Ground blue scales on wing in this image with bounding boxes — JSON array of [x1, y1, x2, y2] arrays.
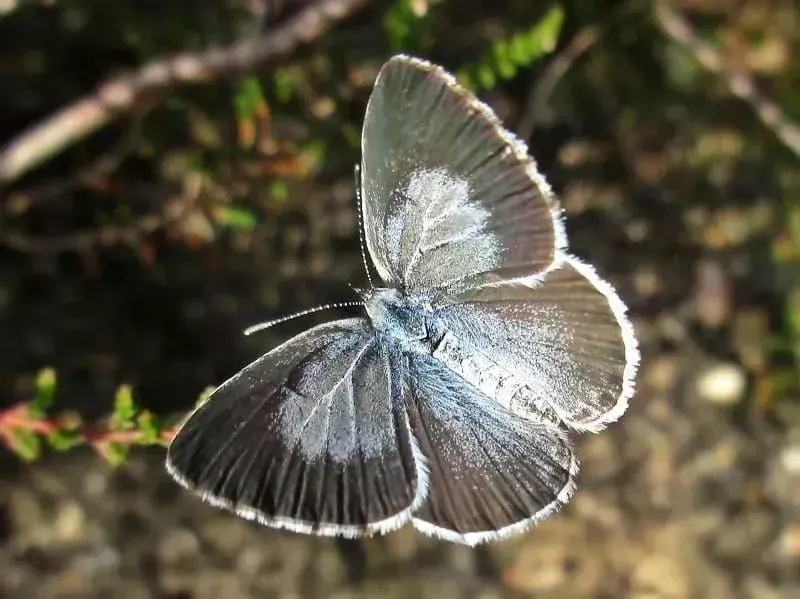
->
[[434, 255, 639, 432], [404, 352, 577, 545]]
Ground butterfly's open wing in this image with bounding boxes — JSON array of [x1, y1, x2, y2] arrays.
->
[[360, 55, 564, 299], [166, 318, 426, 537], [404, 352, 577, 546], [434, 255, 639, 432]]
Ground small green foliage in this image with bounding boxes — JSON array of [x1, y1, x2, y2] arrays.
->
[[29, 367, 57, 418], [10, 429, 42, 461], [383, 0, 435, 53], [46, 428, 82, 452], [2, 366, 200, 463], [235, 77, 268, 149], [215, 205, 258, 231], [136, 410, 164, 444], [268, 180, 289, 203], [772, 168, 800, 407], [458, 5, 565, 91], [272, 67, 297, 104], [301, 139, 327, 172], [342, 123, 360, 149], [235, 77, 267, 120], [104, 441, 130, 467], [112, 384, 138, 430]]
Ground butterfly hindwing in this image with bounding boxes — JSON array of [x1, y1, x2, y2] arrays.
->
[[404, 352, 577, 546], [166, 318, 426, 536], [434, 254, 640, 432]]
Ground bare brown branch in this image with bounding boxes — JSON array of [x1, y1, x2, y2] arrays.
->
[[0, 0, 368, 184]]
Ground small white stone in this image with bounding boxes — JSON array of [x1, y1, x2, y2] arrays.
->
[[780, 444, 800, 474], [694, 362, 747, 405]]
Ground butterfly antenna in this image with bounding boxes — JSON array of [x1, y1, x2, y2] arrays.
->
[[243, 301, 364, 336], [354, 163, 375, 291]]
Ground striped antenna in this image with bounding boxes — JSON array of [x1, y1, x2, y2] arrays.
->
[[243, 301, 364, 336]]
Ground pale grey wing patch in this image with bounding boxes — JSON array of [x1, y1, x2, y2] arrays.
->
[[389, 168, 500, 287], [437, 254, 640, 432], [166, 318, 425, 537], [405, 352, 577, 546], [361, 55, 564, 298]]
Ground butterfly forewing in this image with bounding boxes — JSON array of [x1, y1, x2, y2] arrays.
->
[[361, 55, 564, 299], [167, 318, 425, 536]]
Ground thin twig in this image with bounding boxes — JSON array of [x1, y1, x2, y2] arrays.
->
[[653, 0, 800, 159], [516, 25, 600, 139], [0, 0, 368, 183], [516, 0, 646, 140]]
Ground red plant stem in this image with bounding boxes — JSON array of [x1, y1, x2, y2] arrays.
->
[[0, 401, 176, 455], [0, 403, 58, 434]]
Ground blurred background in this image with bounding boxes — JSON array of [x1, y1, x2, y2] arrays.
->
[[0, 0, 798, 597]]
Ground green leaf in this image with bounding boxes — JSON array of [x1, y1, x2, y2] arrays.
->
[[136, 410, 163, 444], [384, 0, 428, 52], [46, 429, 82, 452], [112, 384, 138, 430], [509, 32, 530, 65], [215, 206, 258, 231], [788, 291, 800, 336], [301, 140, 327, 171], [342, 123, 361, 149], [456, 70, 474, 89], [273, 68, 295, 104], [459, 4, 565, 92], [268, 180, 289, 203], [10, 429, 41, 461], [531, 4, 565, 54], [29, 367, 57, 418], [235, 77, 266, 119], [477, 64, 497, 90], [104, 441, 130, 467], [493, 42, 518, 80]]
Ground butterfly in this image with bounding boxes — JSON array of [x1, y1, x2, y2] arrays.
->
[[166, 55, 640, 546]]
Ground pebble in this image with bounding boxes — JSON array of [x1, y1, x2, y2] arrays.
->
[[694, 362, 747, 405], [631, 552, 689, 599], [157, 527, 200, 564], [692, 259, 732, 328], [777, 524, 800, 559], [779, 445, 800, 478], [712, 511, 777, 562], [644, 354, 680, 392], [634, 263, 663, 297]]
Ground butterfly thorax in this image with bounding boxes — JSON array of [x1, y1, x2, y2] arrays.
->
[[363, 288, 432, 350]]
